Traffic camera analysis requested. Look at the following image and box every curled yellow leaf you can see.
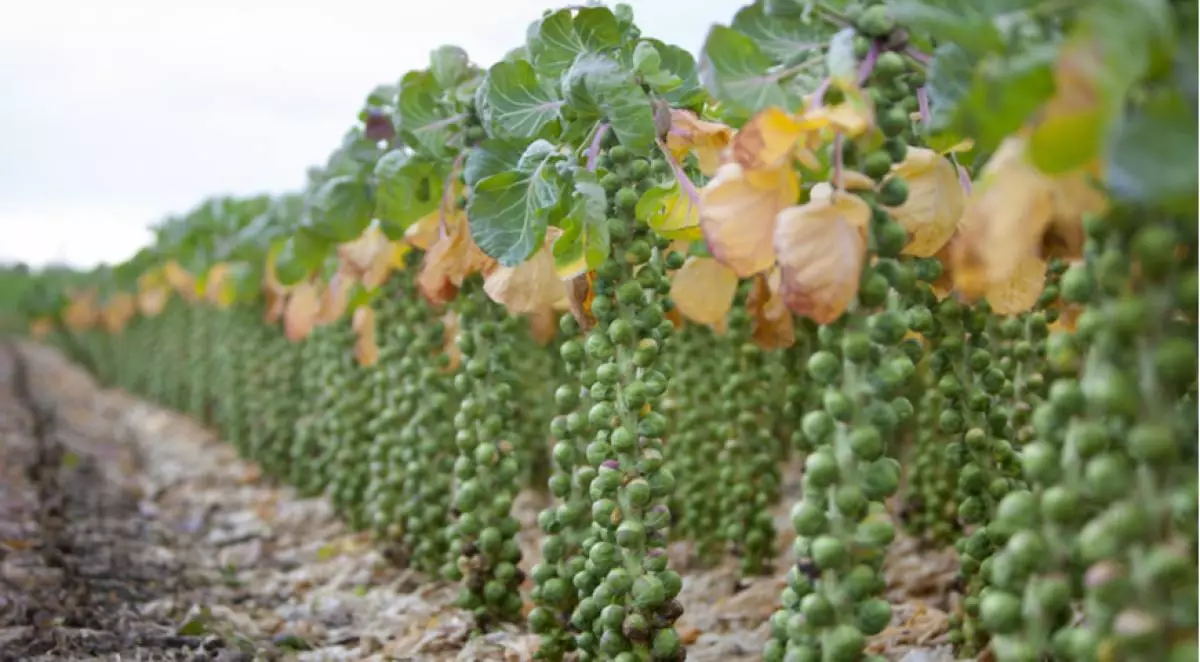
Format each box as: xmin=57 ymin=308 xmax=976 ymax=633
xmin=339 ymin=224 xmax=406 ymax=291
xmin=527 ymin=307 xmax=559 ymax=346
xmin=668 ymin=256 xmax=739 ymax=331
xmin=352 ymin=305 xmax=379 ymax=368
xmin=747 ymin=270 xmax=795 ymax=350
xmin=774 ymin=193 xmax=870 ymax=324
xmin=284 ymin=281 xmax=320 ymax=342
xmin=700 ymin=162 xmax=799 ymax=278
xmin=732 ymin=107 xmax=821 ymax=173
xmin=483 ymin=228 xmax=568 ymax=315
xmin=440 ymin=310 xmax=462 ymax=373
xmin=665 ymin=109 xmax=733 ymax=176
xmin=884 ymin=147 xmax=964 ymax=258
xmin=985 ymin=254 xmax=1047 ymax=315
xmin=162 ymin=261 xmax=197 ymax=301
xmin=315 ymin=273 xmax=354 ymax=325
xmin=404 ymin=209 xmax=442 ymax=251
xmin=417 ymin=212 xmax=493 ymax=306
xmin=100 ymin=293 xmax=136 ymax=334
xmin=29 ymin=317 xmax=54 ymax=340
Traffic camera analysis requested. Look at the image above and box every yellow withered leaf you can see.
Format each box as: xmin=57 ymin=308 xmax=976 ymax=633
xmin=774 ymin=192 xmax=871 ymax=324
xmin=884 ymin=147 xmax=964 ymax=258
xmin=732 ymin=107 xmax=822 ymax=172
xmin=162 ymin=261 xmax=196 ymax=300
xmin=665 ymin=109 xmax=732 ymax=176
xmin=440 ymin=310 xmax=463 ymax=373
xmin=64 ymin=288 xmax=99 ymax=332
xmin=700 ymin=162 xmax=799 ymax=278
xmin=985 ymin=253 xmax=1047 ymax=315
xmin=954 ymin=136 xmax=1057 ymax=300
xmin=316 ymin=273 xmax=354 ymax=325
xmin=204 ymin=263 xmax=237 ymax=309
xmin=405 ymin=208 xmax=443 ymax=251
xmin=527 ymin=307 xmax=559 ymax=346
xmin=483 ymin=229 xmax=568 ymax=315
xmin=352 ymin=305 xmax=379 ymax=368
xmin=30 ymin=317 xmax=54 ymax=340
xmin=100 ymin=293 xmax=136 ymax=334
xmin=747 ymin=270 xmax=795 ymax=350
xmin=668 ymin=256 xmax=739 ymax=331
xmin=284 ymin=281 xmax=320 ymax=342
xmin=640 ymin=184 xmax=704 ymax=242
xmin=418 ymin=212 xmax=493 ymax=306
xmin=137 ymin=286 xmax=169 ymax=318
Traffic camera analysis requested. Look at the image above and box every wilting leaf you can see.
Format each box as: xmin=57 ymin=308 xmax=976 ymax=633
xmin=700 ymin=162 xmax=799 ymax=278
xmin=404 ymin=209 xmax=443 ymax=251
xmin=418 ymin=213 xmax=493 ymax=305
xmin=665 ymin=109 xmax=733 ymax=176
xmin=352 ymin=305 xmax=379 ymax=367
xmin=485 ymin=229 xmax=568 ymax=315
xmin=315 ymin=273 xmax=354 ymax=325
xmin=100 ymin=293 xmax=136 ymax=334
xmin=747 ymin=270 xmax=795 ymax=350
xmin=883 ymin=147 xmax=964 ymax=258
xmin=774 ymin=192 xmax=870 ymax=324
xmin=669 ymin=257 xmax=739 ymax=331
xmin=985 ymin=253 xmax=1047 ymax=315
xmin=731 ymin=107 xmax=816 ymax=172
xmin=284 ymin=281 xmax=320 ymax=342
xmin=637 ymin=182 xmax=703 ymax=242
xmin=441 ymin=310 xmax=463 ymax=372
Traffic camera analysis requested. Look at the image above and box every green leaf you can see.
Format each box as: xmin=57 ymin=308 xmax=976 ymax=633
xmin=396 ymin=72 xmax=457 ymax=158
xmin=374 ymin=150 xmax=443 ymax=238
xmin=464 ymin=139 xmax=528 ymax=188
xmin=430 ymin=45 xmax=471 ymax=89
xmin=885 ymin=0 xmax=1011 ymax=57
xmin=646 ymin=39 xmax=707 ymax=108
xmin=633 ymin=41 xmax=662 ymax=74
xmin=826 ymin=28 xmax=857 ymax=83
xmin=311 ymin=176 xmax=375 ymax=243
xmin=477 ymin=60 xmax=563 ymax=140
xmin=562 ymin=53 xmax=656 ymax=152
xmin=700 ymin=25 xmax=798 ymax=117
xmin=929 ymin=45 xmax=1056 ymax=155
xmin=731 ymin=0 xmax=830 ymax=63
xmin=553 ymin=170 xmax=610 ymax=278
xmin=467 ymin=142 xmax=566 ymax=266
xmin=1106 ymin=90 xmax=1198 ymax=215
xmin=527 ymin=7 xmax=622 ymax=78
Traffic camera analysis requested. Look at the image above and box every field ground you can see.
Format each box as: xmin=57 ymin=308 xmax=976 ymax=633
xmin=0 ymin=342 xmax=960 ymax=661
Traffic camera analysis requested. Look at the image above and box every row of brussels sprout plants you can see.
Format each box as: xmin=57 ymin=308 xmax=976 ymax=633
xmin=6 ymin=1 xmax=1197 ymax=661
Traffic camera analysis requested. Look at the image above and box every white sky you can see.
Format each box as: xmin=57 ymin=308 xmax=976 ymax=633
xmin=0 ymin=0 xmax=747 ymax=269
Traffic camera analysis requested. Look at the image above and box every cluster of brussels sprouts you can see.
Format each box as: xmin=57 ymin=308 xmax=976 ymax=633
xmin=715 ymin=285 xmax=782 ymax=576
xmin=529 ymin=141 xmax=686 ymax=662
xmin=662 ymin=323 xmax=724 ymax=565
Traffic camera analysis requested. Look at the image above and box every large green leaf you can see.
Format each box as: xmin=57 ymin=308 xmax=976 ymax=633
xmin=563 ymin=53 xmax=656 ymax=152
xmin=885 ymin=0 xmax=1021 ymax=57
xmin=927 ymin=45 xmax=1056 ymax=155
xmin=1106 ymin=90 xmax=1198 ymax=214
xmin=310 ymin=176 xmax=375 ymax=243
xmin=374 ymin=150 xmax=443 ymax=238
xmin=476 ymin=60 xmax=563 ymax=140
xmin=700 ymin=25 xmax=798 ymax=117
xmin=467 ymin=141 xmax=567 ymax=266
xmin=644 ymin=39 xmax=707 ymax=109
xmin=731 ymin=0 xmax=830 ymax=64
xmin=396 ymin=71 xmax=457 ymax=158
xmin=464 ymin=139 xmax=528 ymax=188
xmin=430 ymin=45 xmax=472 ymax=89
xmin=553 ymin=170 xmax=610 ymax=277
xmin=527 ymin=7 xmax=622 ymax=78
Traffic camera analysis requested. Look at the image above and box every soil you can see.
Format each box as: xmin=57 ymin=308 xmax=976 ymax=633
xmin=0 ymin=341 xmax=962 ymax=661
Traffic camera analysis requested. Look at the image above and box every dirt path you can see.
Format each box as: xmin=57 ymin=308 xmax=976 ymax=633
xmin=0 ymin=342 xmax=958 ymax=661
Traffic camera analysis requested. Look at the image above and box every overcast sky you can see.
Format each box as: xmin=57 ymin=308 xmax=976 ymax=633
xmin=0 ymin=0 xmax=747 ymax=269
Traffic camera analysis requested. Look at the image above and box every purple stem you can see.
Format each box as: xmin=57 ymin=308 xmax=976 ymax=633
xmin=905 ymin=47 xmax=931 ymax=65
xmin=656 ymin=139 xmax=702 ymax=213
xmin=917 ymin=87 xmax=931 ymax=126
xmin=856 ymin=42 xmax=880 ymax=85
xmin=810 ymin=77 xmax=832 ymax=110
xmin=587 ymin=123 xmax=610 ymax=172
xmin=833 ymin=135 xmax=844 ymax=191
xmin=953 ymin=156 xmax=972 ymax=195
